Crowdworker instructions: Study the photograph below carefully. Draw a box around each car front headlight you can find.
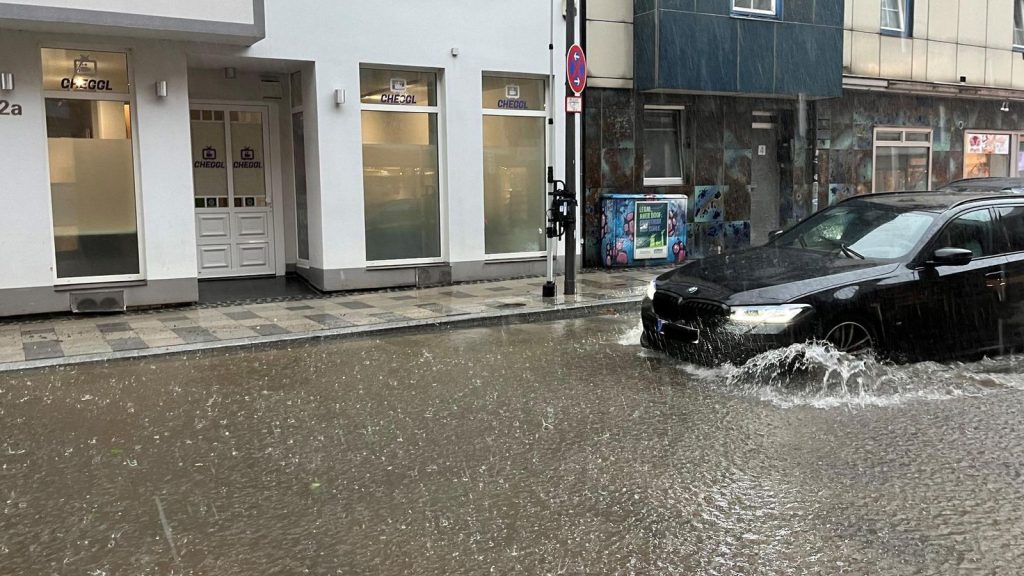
[646,281,657,300]
[729,304,812,325]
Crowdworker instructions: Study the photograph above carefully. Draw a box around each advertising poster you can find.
[634,201,669,260]
[968,133,1010,155]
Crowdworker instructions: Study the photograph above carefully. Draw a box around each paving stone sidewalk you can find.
[0,268,662,372]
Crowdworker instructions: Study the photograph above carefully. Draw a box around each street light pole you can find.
[563,0,578,296]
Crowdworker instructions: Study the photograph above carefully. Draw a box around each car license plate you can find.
[657,319,700,344]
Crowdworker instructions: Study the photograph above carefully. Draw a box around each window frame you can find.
[880,0,911,37]
[359,65,447,268]
[40,44,146,286]
[920,207,1001,263]
[642,105,686,188]
[730,0,780,18]
[871,127,933,194]
[1015,0,1024,51]
[480,73,549,261]
[290,70,310,269]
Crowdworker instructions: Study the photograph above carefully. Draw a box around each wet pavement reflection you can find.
[3,314,1024,574]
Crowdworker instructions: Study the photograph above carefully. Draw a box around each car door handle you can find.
[986,271,1007,289]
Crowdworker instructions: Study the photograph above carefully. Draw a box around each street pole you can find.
[563,0,578,296]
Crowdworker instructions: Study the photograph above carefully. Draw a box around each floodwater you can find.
[3,313,1024,575]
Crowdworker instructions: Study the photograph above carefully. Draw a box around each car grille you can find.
[652,291,730,324]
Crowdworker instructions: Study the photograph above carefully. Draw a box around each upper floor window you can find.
[731,0,778,17]
[643,107,685,187]
[880,0,906,34]
[1015,0,1024,49]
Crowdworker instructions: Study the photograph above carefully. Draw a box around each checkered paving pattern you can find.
[0,269,662,369]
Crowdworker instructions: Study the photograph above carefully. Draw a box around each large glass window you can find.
[643,108,684,186]
[966,132,1012,178]
[360,68,441,262]
[482,76,546,255]
[873,128,931,193]
[43,48,139,281]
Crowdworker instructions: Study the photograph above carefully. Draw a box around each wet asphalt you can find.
[3,313,1024,574]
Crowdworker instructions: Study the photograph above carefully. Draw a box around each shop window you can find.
[881,0,912,36]
[643,108,684,187]
[731,0,778,17]
[873,128,931,193]
[360,67,441,263]
[965,132,1012,178]
[1016,0,1024,49]
[42,48,140,282]
[481,76,547,256]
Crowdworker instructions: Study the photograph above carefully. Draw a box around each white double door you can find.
[191,105,276,278]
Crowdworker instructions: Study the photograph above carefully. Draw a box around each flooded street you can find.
[4,313,1024,574]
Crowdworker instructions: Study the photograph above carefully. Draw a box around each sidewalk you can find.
[0,268,662,372]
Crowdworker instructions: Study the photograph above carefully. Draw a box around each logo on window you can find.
[202,146,217,161]
[390,78,407,93]
[240,147,255,161]
[74,55,97,76]
[505,84,521,99]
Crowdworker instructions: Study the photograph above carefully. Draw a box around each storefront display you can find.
[965,132,1011,178]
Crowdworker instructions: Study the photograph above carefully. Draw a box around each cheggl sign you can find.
[381,78,417,105]
[60,56,115,92]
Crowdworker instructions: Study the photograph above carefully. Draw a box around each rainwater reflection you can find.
[2,315,1024,574]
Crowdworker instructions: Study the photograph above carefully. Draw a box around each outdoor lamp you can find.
[0,72,13,91]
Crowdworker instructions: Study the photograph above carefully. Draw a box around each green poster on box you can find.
[634,201,669,260]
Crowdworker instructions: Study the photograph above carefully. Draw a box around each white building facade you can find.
[0,0,571,316]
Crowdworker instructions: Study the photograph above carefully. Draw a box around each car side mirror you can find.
[768,229,784,241]
[926,247,974,267]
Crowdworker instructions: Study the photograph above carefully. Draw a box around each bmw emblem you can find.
[688,287,699,295]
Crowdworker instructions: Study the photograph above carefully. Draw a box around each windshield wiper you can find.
[840,243,865,260]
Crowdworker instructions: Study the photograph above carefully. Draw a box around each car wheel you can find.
[823,317,876,354]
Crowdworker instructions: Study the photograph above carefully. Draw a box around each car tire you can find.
[821,315,878,354]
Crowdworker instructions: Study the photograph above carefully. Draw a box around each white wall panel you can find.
[851,31,881,76]
[0,0,255,25]
[587,20,633,82]
[927,41,958,82]
[880,35,914,79]
[985,48,1013,87]
[851,0,881,32]
[956,44,987,84]
[928,0,960,43]
[587,0,632,23]
[987,0,1014,49]
[957,0,987,46]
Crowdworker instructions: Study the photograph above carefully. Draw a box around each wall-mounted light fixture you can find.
[224,67,237,80]
[1001,101,1011,113]
[335,89,346,106]
[155,80,168,98]
[0,72,13,91]
[451,47,460,58]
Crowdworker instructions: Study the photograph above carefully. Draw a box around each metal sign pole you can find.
[542,0,558,299]
[563,0,577,296]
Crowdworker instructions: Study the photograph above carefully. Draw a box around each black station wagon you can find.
[642,189,1024,364]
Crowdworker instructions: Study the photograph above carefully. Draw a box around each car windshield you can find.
[775,201,937,260]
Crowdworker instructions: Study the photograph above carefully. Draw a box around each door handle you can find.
[986,271,1007,290]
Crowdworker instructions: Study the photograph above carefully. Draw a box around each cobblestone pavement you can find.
[0,268,662,371]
